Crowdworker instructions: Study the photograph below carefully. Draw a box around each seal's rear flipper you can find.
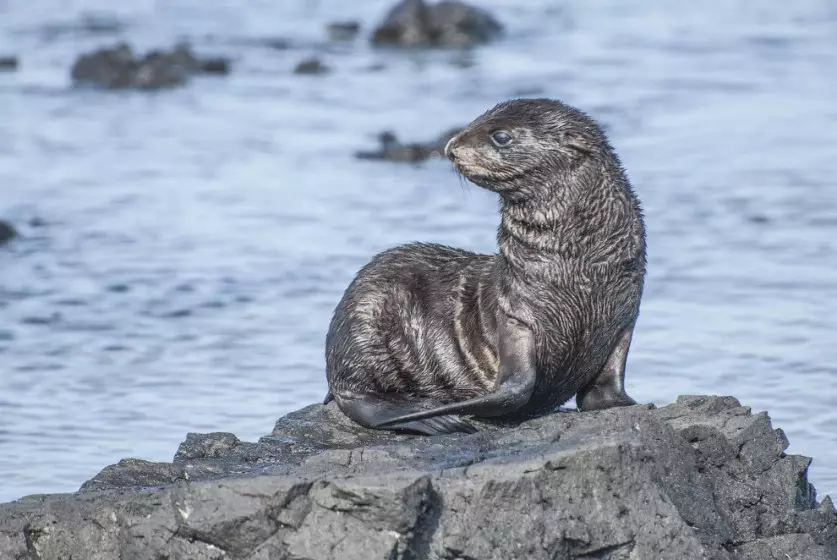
[334,391,477,435]
[394,415,477,435]
[372,379,532,429]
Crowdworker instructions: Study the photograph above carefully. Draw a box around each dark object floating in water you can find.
[327,20,361,42]
[39,12,127,39]
[0,56,18,71]
[70,42,232,90]
[294,56,330,75]
[197,57,231,75]
[220,36,293,50]
[355,126,462,163]
[0,220,17,245]
[251,37,293,50]
[372,0,504,48]
[0,396,834,559]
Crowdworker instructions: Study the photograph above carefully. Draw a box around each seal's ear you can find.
[559,131,594,156]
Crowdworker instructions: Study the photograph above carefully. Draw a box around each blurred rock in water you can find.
[293,56,331,75]
[197,57,232,75]
[372,0,503,48]
[0,220,18,245]
[0,56,18,71]
[355,126,463,163]
[327,21,361,42]
[70,42,232,91]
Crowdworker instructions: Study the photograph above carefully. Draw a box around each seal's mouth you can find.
[453,163,480,179]
[448,150,490,178]
[451,161,494,188]
[445,134,495,187]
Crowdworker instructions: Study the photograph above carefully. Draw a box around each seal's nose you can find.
[444,136,457,160]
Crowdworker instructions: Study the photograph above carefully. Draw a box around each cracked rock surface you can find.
[1,395,834,559]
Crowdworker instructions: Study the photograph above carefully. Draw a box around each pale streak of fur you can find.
[474,275,500,378]
[453,270,491,386]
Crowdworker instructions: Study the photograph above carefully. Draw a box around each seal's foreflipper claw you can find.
[333,391,478,435]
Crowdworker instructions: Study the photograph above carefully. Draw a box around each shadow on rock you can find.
[71,42,231,91]
[355,126,462,163]
[0,220,17,245]
[372,0,504,48]
[1,395,835,559]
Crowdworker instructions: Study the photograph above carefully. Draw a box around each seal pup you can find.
[324,97,646,434]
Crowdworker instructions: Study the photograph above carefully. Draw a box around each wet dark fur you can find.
[325,97,647,433]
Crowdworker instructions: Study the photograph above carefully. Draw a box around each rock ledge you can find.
[1,395,834,559]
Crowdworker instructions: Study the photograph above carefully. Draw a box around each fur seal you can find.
[324,97,647,435]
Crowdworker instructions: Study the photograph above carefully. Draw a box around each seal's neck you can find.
[496,156,633,274]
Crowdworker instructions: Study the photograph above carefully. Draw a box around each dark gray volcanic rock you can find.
[293,57,331,75]
[0,220,18,245]
[372,0,503,48]
[1,396,835,559]
[70,42,231,90]
[327,20,362,42]
[0,56,18,71]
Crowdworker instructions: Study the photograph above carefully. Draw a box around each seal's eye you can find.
[490,130,513,147]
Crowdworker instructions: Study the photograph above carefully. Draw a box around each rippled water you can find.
[1,0,836,504]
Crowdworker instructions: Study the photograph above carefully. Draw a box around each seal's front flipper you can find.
[374,315,538,428]
[323,390,334,405]
[577,323,638,412]
[334,391,477,435]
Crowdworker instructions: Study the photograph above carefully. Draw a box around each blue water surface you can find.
[1,0,836,503]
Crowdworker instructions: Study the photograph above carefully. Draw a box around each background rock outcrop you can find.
[0,56,18,70]
[372,0,503,48]
[355,126,463,163]
[71,42,231,90]
[0,395,834,559]
[0,220,17,245]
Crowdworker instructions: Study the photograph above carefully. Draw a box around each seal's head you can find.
[445,98,609,198]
